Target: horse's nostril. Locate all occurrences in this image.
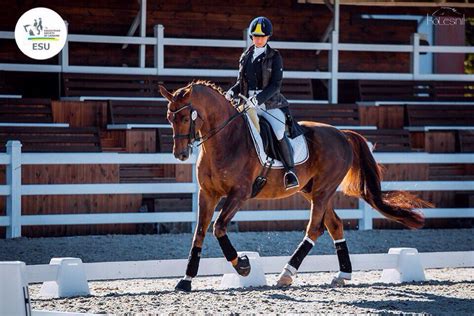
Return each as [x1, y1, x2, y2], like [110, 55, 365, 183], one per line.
[178, 151, 189, 161]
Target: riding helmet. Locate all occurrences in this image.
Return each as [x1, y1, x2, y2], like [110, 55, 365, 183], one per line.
[248, 16, 273, 37]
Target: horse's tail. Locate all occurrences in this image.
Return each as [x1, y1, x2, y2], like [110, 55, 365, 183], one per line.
[341, 130, 430, 229]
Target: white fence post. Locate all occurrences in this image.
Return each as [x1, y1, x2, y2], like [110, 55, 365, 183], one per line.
[411, 33, 420, 80]
[154, 24, 164, 75]
[329, 31, 339, 104]
[6, 141, 22, 239]
[139, 0, 147, 68]
[358, 198, 373, 230]
[61, 21, 69, 71]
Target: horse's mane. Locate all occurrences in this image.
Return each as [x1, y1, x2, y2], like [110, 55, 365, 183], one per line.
[173, 80, 237, 107]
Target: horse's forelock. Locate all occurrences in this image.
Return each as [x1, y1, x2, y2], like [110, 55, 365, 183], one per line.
[172, 87, 190, 102]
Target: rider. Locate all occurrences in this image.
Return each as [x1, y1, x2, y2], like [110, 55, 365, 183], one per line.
[225, 16, 300, 190]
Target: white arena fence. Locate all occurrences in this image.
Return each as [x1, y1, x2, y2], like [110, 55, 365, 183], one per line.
[1, 249, 472, 315]
[24, 251, 474, 284]
[1, 140, 473, 239]
[1, 23, 473, 103]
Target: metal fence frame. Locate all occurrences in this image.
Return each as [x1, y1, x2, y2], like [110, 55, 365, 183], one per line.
[1, 140, 473, 239]
[1, 27, 473, 103]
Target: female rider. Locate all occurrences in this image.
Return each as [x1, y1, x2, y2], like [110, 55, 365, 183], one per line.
[225, 16, 300, 190]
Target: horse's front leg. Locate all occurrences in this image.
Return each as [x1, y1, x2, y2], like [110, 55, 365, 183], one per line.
[175, 189, 219, 292]
[213, 191, 251, 276]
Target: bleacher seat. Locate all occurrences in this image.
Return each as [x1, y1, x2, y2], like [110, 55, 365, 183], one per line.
[0, 126, 102, 152]
[406, 105, 474, 130]
[0, 98, 53, 123]
[358, 129, 412, 152]
[290, 103, 360, 126]
[62, 73, 314, 100]
[359, 80, 474, 102]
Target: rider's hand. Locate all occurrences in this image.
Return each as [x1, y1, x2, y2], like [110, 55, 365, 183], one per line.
[225, 90, 234, 101]
[246, 96, 259, 108]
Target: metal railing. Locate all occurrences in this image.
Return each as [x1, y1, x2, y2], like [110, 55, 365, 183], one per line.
[1, 26, 473, 103]
[1, 140, 473, 238]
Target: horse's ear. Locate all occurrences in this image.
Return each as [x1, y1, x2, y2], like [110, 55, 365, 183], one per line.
[159, 85, 173, 101]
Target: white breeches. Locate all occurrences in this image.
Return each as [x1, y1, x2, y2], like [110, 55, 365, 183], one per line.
[248, 90, 286, 140]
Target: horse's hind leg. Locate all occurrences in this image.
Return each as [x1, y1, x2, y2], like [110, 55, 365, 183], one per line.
[175, 190, 219, 292]
[276, 191, 330, 287]
[324, 207, 353, 287]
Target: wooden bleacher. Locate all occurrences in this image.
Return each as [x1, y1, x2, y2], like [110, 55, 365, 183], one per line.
[359, 80, 474, 102]
[108, 100, 168, 126]
[62, 73, 315, 100]
[286, 103, 410, 151]
[63, 73, 157, 98]
[0, 126, 102, 152]
[405, 104, 474, 130]
[459, 131, 474, 153]
[107, 99, 172, 153]
[0, 98, 53, 123]
[290, 103, 361, 127]
[358, 129, 412, 152]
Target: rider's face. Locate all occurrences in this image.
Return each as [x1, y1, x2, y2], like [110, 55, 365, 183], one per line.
[252, 36, 269, 48]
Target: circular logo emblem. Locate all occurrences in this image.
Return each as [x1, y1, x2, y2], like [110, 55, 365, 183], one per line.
[15, 7, 67, 60]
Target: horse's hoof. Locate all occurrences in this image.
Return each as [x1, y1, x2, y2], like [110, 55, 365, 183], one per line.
[175, 279, 192, 292]
[276, 269, 294, 287]
[276, 274, 293, 287]
[330, 277, 346, 287]
[234, 255, 251, 277]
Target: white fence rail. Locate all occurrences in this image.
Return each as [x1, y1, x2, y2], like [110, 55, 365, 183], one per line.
[1, 140, 473, 238]
[1, 26, 473, 103]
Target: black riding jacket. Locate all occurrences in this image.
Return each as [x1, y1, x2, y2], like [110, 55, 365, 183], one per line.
[230, 44, 289, 110]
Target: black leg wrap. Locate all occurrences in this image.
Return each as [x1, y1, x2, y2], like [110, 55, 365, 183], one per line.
[217, 235, 238, 262]
[288, 239, 314, 270]
[335, 240, 352, 273]
[185, 246, 202, 278]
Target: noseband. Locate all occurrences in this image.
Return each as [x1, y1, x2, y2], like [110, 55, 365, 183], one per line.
[168, 103, 200, 151]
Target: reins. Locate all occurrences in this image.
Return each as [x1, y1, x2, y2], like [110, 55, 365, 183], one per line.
[168, 94, 250, 149]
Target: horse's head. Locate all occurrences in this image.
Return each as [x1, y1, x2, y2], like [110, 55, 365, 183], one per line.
[159, 84, 203, 161]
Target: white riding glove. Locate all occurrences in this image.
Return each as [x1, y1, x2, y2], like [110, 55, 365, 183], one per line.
[225, 90, 234, 101]
[246, 95, 259, 109]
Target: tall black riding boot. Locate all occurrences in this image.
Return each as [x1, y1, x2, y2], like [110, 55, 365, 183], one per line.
[279, 135, 300, 190]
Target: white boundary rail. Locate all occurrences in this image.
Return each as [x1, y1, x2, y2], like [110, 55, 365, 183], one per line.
[1, 140, 473, 238]
[0, 26, 473, 103]
[24, 251, 474, 283]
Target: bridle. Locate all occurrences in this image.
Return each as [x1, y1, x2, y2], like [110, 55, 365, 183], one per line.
[168, 103, 199, 146]
[168, 101, 247, 151]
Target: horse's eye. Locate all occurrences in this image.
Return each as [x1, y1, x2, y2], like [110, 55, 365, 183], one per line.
[183, 116, 190, 123]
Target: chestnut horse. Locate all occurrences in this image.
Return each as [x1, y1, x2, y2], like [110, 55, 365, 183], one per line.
[159, 81, 427, 292]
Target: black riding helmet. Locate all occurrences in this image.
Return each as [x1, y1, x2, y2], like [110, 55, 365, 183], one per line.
[248, 16, 273, 38]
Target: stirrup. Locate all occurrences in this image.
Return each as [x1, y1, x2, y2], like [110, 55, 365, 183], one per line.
[284, 170, 300, 190]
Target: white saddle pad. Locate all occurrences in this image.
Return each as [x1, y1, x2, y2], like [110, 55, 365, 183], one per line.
[244, 113, 309, 168]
